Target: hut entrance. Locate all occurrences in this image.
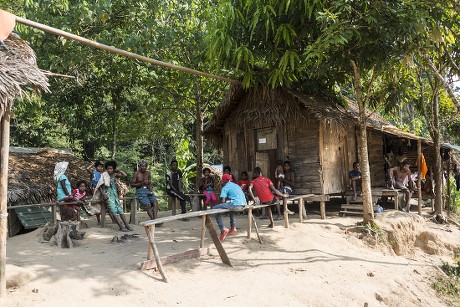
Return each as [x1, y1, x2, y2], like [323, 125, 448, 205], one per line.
[255, 128, 278, 182]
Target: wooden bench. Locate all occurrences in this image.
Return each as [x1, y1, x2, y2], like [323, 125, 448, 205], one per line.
[139, 199, 303, 282]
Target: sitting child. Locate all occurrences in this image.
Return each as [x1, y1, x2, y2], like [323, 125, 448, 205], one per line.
[237, 171, 250, 194]
[200, 168, 217, 207]
[348, 162, 362, 200]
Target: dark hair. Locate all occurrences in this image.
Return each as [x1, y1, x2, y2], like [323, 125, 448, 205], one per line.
[240, 171, 248, 178]
[283, 161, 291, 166]
[223, 165, 232, 172]
[400, 160, 410, 167]
[77, 180, 87, 188]
[105, 160, 117, 169]
[94, 160, 103, 168]
[276, 160, 283, 165]
[171, 159, 178, 166]
[253, 167, 262, 176]
[353, 161, 359, 168]
[203, 167, 211, 174]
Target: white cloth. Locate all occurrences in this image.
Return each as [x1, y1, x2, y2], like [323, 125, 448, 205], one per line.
[53, 161, 68, 184]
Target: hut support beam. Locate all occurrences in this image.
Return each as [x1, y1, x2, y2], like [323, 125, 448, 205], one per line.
[417, 140, 422, 215]
[0, 109, 10, 298]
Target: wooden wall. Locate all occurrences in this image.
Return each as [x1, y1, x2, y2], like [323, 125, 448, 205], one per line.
[367, 130, 386, 186]
[286, 117, 322, 194]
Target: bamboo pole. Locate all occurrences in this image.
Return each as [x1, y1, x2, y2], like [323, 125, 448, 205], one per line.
[15, 16, 238, 84]
[0, 109, 10, 298]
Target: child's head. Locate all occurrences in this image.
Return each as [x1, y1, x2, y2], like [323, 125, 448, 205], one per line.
[276, 159, 283, 166]
[171, 160, 178, 170]
[94, 160, 104, 172]
[77, 180, 87, 192]
[283, 161, 291, 171]
[203, 167, 211, 176]
[240, 171, 248, 180]
[353, 161, 360, 171]
[105, 160, 117, 174]
[223, 165, 231, 174]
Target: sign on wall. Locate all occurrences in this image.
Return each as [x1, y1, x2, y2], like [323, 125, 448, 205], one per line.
[257, 127, 277, 150]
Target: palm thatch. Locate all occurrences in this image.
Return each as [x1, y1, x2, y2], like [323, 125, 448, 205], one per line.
[0, 33, 49, 111]
[8, 148, 89, 205]
[204, 84, 431, 148]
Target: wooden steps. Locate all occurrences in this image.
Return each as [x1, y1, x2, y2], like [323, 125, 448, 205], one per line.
[339, 203, 379, 216]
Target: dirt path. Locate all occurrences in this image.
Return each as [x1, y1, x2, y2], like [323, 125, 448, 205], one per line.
[4, 211, 458, 306]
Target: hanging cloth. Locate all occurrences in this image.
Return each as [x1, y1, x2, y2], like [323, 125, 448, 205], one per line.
[420, 153, 428, 179]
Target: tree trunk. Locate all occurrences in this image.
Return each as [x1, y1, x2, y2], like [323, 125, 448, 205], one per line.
[111, 91, 119, 160]
[195, 93, 204, 191]
[351, 60, 374, 224]
[432, 92, 443, 214]
[0, 109, 10, 298]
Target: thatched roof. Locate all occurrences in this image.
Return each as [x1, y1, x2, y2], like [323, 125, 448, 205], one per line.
[204, 85, 431, 148]
[8, 148, 89, 205]
[0, 33, 49, 112]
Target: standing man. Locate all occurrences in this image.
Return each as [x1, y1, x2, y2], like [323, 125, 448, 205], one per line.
[249, 167, 288, 228]
[213, 174, 247, 242]
[388, 160, 414, 212]
[131, 160, 158, 220]
[166, 160, 191, 219]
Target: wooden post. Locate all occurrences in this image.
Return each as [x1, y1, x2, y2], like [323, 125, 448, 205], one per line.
[320, 199, 326, 220]
[170, 197, 177, 216]
[417, 140, 422, 215]
[144, 225, 168, 282]
[247, 207, 252, 239]
[200, 215, 206, 248]
[0, 110, 10, 298]
[100, 202, 106, 228]
[283, 204, 289, 229]
[299, 198, 304, 223]
[52, 203, 57, 225]
[204, 215, 232, 267]
[147, 225, 155, 260]
[130, 199, 138, 225]
[447, 155, 451, 216]
[251, 214, 263, 244]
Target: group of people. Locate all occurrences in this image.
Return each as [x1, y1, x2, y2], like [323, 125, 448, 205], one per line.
[347, 160, 418, 212]
[207, 163, 293, 242]
[54, 158, 296, 240]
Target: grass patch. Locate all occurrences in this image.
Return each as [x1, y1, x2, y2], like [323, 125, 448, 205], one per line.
[432, 251, 460, 305]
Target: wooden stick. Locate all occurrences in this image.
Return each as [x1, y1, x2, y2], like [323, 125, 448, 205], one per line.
[147, 225, 155, 260]
[15, 16, 237, 84]
[204, 215, 232, 267]
[251, 214, 263, 244]
[247, 206, 252, 239]
[200, 215, 206, 248]
[100, 202, 106, 228]
[283, 206, 289, 229]
[140, 248, 209, 271]
[130, 199, 138, 225]
[144, 225, 169, 282]
[0, 110, 9, 298]
[299, 198, 304, 223]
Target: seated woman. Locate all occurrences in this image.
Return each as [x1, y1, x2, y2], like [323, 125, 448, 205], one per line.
[54, 161, 79, 222]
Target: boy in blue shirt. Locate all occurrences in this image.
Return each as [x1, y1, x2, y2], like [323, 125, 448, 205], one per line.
[213, 174, 247, 242]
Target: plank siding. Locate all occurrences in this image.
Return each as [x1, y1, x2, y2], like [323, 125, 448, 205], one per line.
[367, 131, 385, 186]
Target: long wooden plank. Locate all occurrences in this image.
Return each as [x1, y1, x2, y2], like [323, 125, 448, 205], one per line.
[204, 215, 232, 267]
[140, 248, 209, 271]
[140, 208, 231, 226]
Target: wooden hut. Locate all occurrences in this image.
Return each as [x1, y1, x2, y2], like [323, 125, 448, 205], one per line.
[204, 85, 436, 196]
[7, 147, 89, 237]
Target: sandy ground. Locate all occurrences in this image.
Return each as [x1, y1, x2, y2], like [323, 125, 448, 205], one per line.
[4, 207, 460, 307]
